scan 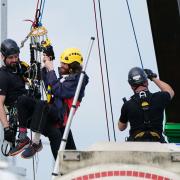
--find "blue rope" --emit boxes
[39,0,46,24]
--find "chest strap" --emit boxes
[132,91,152,126]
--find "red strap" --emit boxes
[63,98,80,126]
[53,98,80,128]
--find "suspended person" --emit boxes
[9,48,89,159]
[0,39,29,146]
[118,67,174,142]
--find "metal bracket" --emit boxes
[63,151,80,161]
[171,153,180,162]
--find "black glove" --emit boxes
[144,69,157,81]
[4,127,16,143]
[16,61,30,79]
[42,45,55,61]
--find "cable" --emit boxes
[33,0,45,27]
[39,0,46,23]
[126,0,144,69]
[93,0,111,141]
[34,0,40,26]
[97,0,117,141]
[35,0,40,16]
[39,0,43,13]
[31,131,36,180]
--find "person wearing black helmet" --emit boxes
[0,39,28,144]
[118,67,174,142]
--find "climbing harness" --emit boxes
[127,130,162,142]
[1,105,18,156]
[20,0,55,101]
[132,91,152,126]
[125,91,165,142]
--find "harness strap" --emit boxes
[1,140,12,156]
[63,98,80,126]
[134,131,160,139]
[134,132,145,139]
[1,104,18,156]
[150,131,160,139]
[132,91,152,126]
[53,98,80,128]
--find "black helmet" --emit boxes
[128,67,147,86]
[0,39,20,57]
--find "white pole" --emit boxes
[1,0,7,41]
[0,0,7,159]
[51,37,95,179]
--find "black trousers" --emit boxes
[16,95,76,159]
[43,126,76,159]
[17,96,49,132]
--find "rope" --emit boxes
[35,0,40,13]
[34,0,40,26]
[33,0,46,27]
[30,131,36,180]
[30,2,44,177]
[93,0,111,141]
[39,0,43,13]
[126,0,144,69]
[97,0,116,142]
[19,0,46,179]
[37,0,43,25]
[39,0,46,23]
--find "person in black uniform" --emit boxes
[0,39,28,144]
[118,67,174,142]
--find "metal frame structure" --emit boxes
[177,0,180,15]
[0,0,7,159]
[1,0,7,41]
[146,0,180,143]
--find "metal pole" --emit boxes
[0,0,7,159]
[177,0,180,15]
[51,37,95,179]
[1,0,7,41]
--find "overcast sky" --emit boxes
[2,0,160,179]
